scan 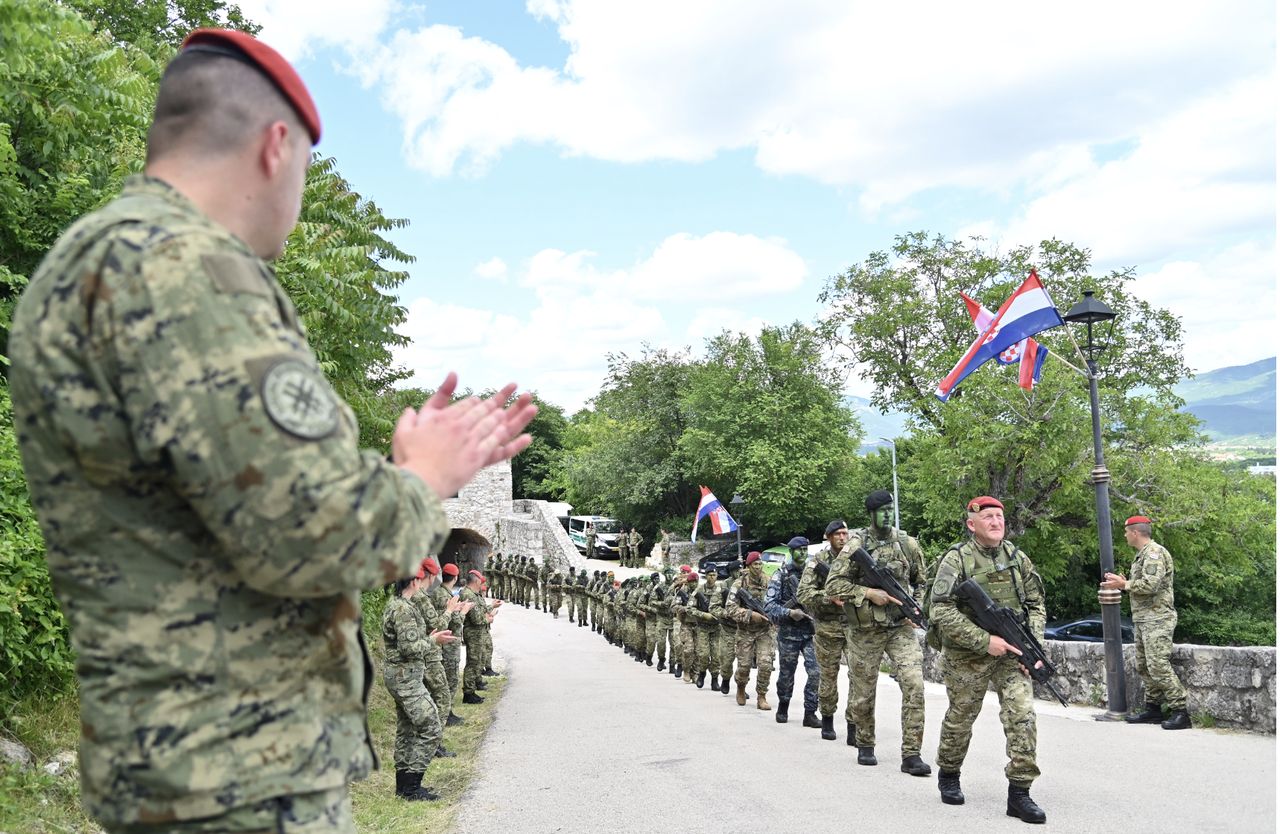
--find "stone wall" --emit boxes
[442,460,511,546]
[498,500,584,572]
[920,637,1276,734]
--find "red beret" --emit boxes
[678,564,693,573]
[745,551,761,566]
[180,28,322,144]
[1125,516,1152,526]
[420,557,440,576]
[468,570,485,582]
[414,564,426,580]
[967,496,1004,513]
[442,563,459,577]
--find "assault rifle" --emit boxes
[694,591,711,613]
[779,570,815,622]
[851,547,927,629]
[735,587,772,623]
[953,578,1068,707]
[812,559,830,584]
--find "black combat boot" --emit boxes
[720,676,730,695]
[1006,784,1046,824]
[673,663,682,678]
[857,746,877,766]
[938,771,964,805]
[710,673,719,691]
[462,692,484,704]
[696,671,706,689]
[657,659,666,672]
[645,655,654,667]
[802,711,821,729]
[821,714,836,740]
[846,721,857,746]
[475,679,487,691]
[395,770,437,801]
[1162,709,1192,730]
[435,746,457,758]
[446,712,464,726]
[1125,702,1165,724]
[901,755,932,776]
[775,698,790,724]
[483,666,500,676]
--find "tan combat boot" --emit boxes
[757,692,771,711]
[736,682,747,706]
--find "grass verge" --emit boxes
[0,674,506,834]
[352,674,507,833]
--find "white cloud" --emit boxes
[349,1,1272,206]
[1131,241,1277,375]
[236,0,399,60]
[473,257,509,281]
[394,231,806,409]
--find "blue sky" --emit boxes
[242,0,1276,411]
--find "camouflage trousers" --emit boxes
[108,786,354,834]
[549,592,562,617]
[691,625,720,677]
[441,643,461,703]
[424,659,451,730]
[648,617,673,664]
[480,629,493,670]
[813,618,847,718]
[718,623,736,679]
[775,631,819,713]
[679,619,696,672]
[565,591,576,620]
[1135,616,1186,710]
[529,582,541,608]
[846,625,924,755]
[734,626,776,694]
[577,596,588,626]
[384,663,440,773]
[937,652,1038,786]
[463,635,487,694]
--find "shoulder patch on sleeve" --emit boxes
[260,358,340,440]
[201,253,273,298]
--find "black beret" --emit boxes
[866,490,894,512]
[824,519,848,536]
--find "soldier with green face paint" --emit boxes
[931,496,1048,824]
[825,491,930,775]
[799,520,851,740]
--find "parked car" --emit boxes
[1044,615,1134,644]
[697,539,767,578]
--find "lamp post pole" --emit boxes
[1065,291,1128,719]
[730,493,746,562]
[879,437,900,531]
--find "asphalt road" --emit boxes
[454,600,1276,834]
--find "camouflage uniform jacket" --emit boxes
[689,580,720,628]
[826,527,925,629]
[411,590,447,662]
[764,560,815,637]
[1127,541,1177,622]
[726,571,772,632]
[798,545,844,622]
[384,596,432,666]
[8,176,447,825]
[930,539,1046,657]
[428,583,465,639]
[460,587,490,637]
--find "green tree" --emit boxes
[819,232,1275,644]
[61,0,258,51]
[510,394,568,501]
[680,323,863,539]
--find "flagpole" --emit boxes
[1045,346,1087,377]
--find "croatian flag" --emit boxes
[691,486,739,542]
[960,292,1050,392]
[936,271,1063,402]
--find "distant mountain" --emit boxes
[1174,358,1275,441]
[843,396,910,452]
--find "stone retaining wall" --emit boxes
[921,637,1276,734]
[502,499,583,572]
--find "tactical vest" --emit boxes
[848,530,914,628]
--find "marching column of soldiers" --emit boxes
[476,490,1193,826]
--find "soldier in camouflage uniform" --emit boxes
[618,528,631,568]
[825,492,930,775]
[686,567,723,689]
[1103,516,1190,730]
[7,27,536,834]
[713,565,739,694]
[565,567,578,622]
[525,556,541,610]
[585,521,597,560]
[460,571,497,703]
[652,568,676,671]
[799,520,850,740]
[574,567,590,627]
[547,567,564,618]
[670,572,693,680]
[726,552,776,709]
[538,560,551,613]
[930,497,1047,824]
[765,537,821,729]
[630,526,645,568]
[659,529,673,569]
[430,563,468,726]
[411,558,465,758]
[383,568,446,800]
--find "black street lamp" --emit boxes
[1063,290,1129,719]
[730,493,746,562]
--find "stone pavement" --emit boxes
[455,602,1276,834]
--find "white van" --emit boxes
[568,515,622,558]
